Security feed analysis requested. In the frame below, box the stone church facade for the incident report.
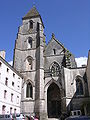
[13,7,90,119]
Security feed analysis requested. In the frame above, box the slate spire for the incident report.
[22,6,40,20]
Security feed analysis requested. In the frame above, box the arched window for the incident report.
[26,82,33,98]
[26,56,33,70]
[28,37,32,48]
[37,22,39,31]
[51,62,60,77]
[30,20,33,29]
[53,49,56,55]
[76,78,83,95]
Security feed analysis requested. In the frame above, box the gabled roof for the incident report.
[22,6,44,27]
[46,33,65,49]
[44,33,73,55]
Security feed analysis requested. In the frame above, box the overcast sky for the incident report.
[0,0,90,62]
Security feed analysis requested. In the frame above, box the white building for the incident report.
[0,51,23,114]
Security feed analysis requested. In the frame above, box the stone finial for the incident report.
[52,33,55,39]
[0,50,6,59]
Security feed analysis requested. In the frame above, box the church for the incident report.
[13,6,90,119]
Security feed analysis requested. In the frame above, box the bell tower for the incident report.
[13,6,46,119]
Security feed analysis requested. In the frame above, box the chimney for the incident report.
[0,50,6,59]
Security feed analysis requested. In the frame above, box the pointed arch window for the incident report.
[51,62,60,77]
[53,49,56,55]
[26,56,33,70]
[76,78,83,95]
[26,82,33,98]
[30,20,33,29]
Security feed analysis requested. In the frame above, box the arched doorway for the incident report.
[47,83,61,118]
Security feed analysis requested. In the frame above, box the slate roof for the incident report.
[23,6,40,20]
[22,6,44,27]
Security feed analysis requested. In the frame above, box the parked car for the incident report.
[65,116,90,120]
[12,113,25,120]
[0,114,12,120]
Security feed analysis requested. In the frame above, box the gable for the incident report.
[44,36,65,56]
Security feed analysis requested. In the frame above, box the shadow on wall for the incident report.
[66,72,90,116]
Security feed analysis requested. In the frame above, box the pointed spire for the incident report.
[22,6,40,20]
[52,33,56,39]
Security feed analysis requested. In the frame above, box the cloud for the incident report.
[75,57,87,67]
[8,61,13,66]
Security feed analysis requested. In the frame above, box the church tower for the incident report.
[13,7,46,119]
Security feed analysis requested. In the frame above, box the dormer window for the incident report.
[30,20,33,29]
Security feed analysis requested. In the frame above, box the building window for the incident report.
[2,105,6,114]
[10,107,12,114]
[26,56,33,70]
[7,68,9,72]
[27,37,32,48]
[14,108,16,114]
[76,78,83,95]
[0,62,2,67]
[13,73,15,78]
[11,93,13,102]
[51,62,60,77]
[4,90,7,99]
[26,82,33,98]
[5,78,8,86]
[53,49,56,55]
[37,22,39,31]
[30,20,33,29]
[17,81,20,90]
[12,82,14,87]
[17,96,19,104]
[17,85,20,90]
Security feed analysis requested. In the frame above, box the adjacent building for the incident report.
[0,51,22,114]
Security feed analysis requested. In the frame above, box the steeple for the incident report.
[22,6,40,20]
[22,6,44,27]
